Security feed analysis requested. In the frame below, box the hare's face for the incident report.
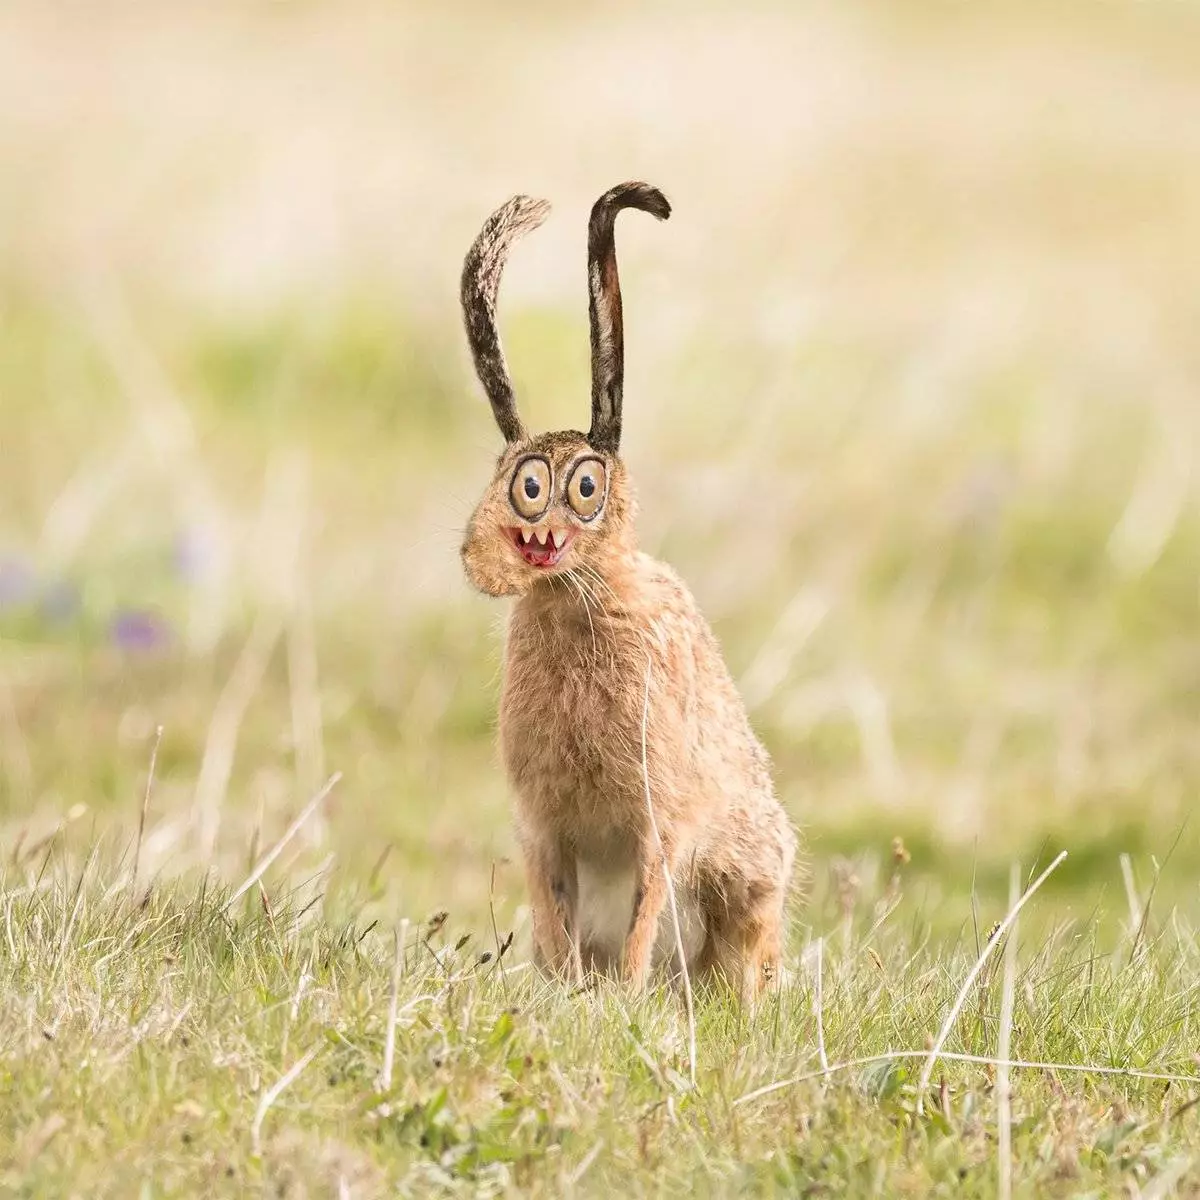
[461,430,634,597]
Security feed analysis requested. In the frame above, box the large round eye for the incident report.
[566,458,607,521]
[509,456,551,521]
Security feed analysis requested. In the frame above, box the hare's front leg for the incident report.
[621,839,677,991]
[520,834,582,982]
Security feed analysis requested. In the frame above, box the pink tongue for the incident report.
[524,540,554,565]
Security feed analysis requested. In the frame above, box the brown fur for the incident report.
[459,185,799,1003]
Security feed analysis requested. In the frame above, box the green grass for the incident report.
[5,851,1200,1196]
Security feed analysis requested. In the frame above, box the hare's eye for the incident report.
[509,457,551,520]
[566,458,607,520]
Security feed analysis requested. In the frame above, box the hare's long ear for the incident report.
[587,182,671,454]
[461,195,551,444]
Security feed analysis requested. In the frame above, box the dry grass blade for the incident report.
[915,850,1067,1115]
[814,936,830,1082]
[378,927,402,1093]
[997,862,1019,1200]
[17,1113,67,1170]
[131,724,163,895]
[565,1138,605,1188]
[1120,852,1141,934]
[223,773,341,911]
[641,660,697,1090]
[735,1050,1200,1108]
[250,1047,321,1156]
[1141,1157,1194,1200]
[194,612,284,857]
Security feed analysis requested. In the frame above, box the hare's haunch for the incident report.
[460,183,799,1002]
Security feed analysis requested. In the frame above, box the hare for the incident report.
[459,183,799,1002]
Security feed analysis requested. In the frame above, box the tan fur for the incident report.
[459,188,800,1004]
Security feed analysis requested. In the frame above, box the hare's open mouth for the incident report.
[508,527,575,569]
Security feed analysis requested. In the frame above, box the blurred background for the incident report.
[1,0,1197,937]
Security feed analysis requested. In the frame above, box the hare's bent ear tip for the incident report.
[516,194,553,221]
[479,194,551,238]
[610,181,672,222]
[639,185,672,222]
[591,181,672,225]
[501,194,552,232]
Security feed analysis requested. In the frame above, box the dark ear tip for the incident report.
[637,185,672,222]
[594,182,672,224]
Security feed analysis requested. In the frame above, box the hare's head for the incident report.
[459,183,670,597]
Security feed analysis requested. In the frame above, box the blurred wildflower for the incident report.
[0,554,36,610]
[173,525,218,584]
[39,580,81,624]
[110,609,174,654]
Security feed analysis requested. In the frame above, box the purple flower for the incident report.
[110,609,173,654]
[0,555,35,610]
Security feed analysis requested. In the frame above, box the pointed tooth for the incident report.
[535,527,548,546]
[551,527,567,550]
[521,529,533,544]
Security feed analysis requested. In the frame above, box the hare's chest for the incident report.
[499,618,641,817]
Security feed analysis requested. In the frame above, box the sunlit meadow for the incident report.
[1,2,1199,1195]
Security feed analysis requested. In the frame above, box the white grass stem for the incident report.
[1119,853,1141,934]
[735,1049,1200,1108]
[641,661,697,1090]
[378,927,402,1092]
[251,1047,321,1156]
[195,612,283,857]
[223,773,341,911]
[398,918,410,981]
[4,892,16,958]
[281,957,312,1061]
[997,862,1019,1200]
[814,937,830,1082]
[565,1138,605,1188]
[1142,1157,1193,1200]
[915,850,1066,1115]
[289,967,311,1023]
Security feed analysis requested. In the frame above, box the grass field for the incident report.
[2,1,1200,1195]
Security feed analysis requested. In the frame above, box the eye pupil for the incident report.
[579,476,595,498]
[523,476,540,500]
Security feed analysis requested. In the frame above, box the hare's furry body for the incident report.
[459,185,799,1001]
[504,543,797,998]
